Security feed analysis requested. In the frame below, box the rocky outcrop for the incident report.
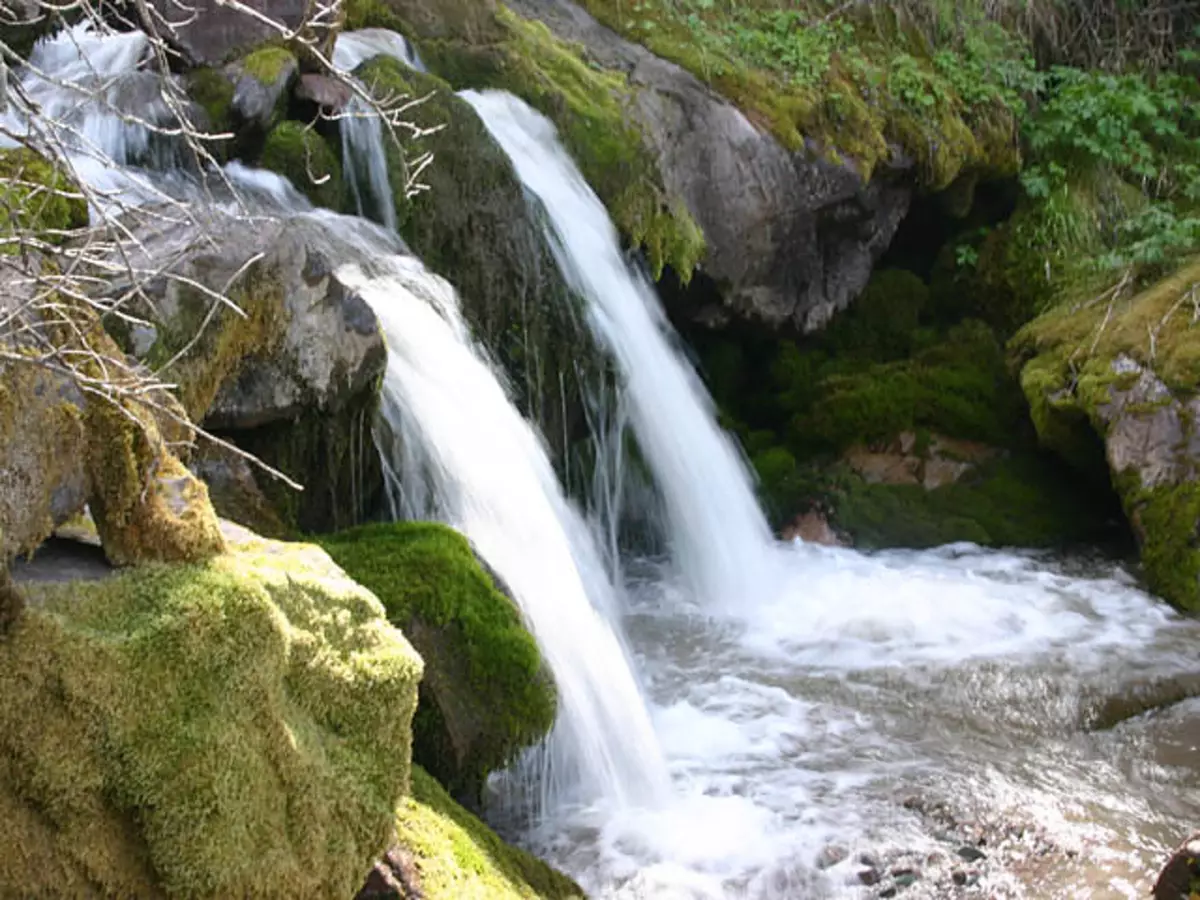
[320,522,557,804]
[1152,832,1200,900]
[106,207,389,531]
[1,523,423,898]
[504,0,913,332]
[1014,261,1200,610]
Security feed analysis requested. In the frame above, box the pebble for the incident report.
[816,845,848,870]
[857,867,882,886]
[956,845,988,862]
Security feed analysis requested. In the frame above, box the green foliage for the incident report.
[259,121,343,209]
[574,0,1032,185]
[397,765,584,899]
[0,537,422,898]
[320,522,555,802]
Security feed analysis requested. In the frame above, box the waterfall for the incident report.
[462,90,777,610]
[332,29,424,231]
[338,250,670,812]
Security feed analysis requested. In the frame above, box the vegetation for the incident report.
[320,522,556,802]
[260,121,344,209]
[396,765,584,899]
[0,535,422,897]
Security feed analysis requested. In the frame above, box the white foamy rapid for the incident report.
[339,254,670,811]
[333,29,424,231]
[462,90,776,610]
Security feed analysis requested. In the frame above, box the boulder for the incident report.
[1014,260,1200,609]
[0,524,423,898]
[504,0,914,332]
[320,522,556,803]
[229,45,299,131]
[1151,832,1200,900]
[150,0,333,66]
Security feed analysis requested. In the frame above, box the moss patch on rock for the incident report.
[0,534,423,898]
[260,120,343,209]
[395,765,583,900]
[0,148,88,245]
[320,522,555,803]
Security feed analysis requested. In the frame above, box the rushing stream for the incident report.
[8,22,1198,900]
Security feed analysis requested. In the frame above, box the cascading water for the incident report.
[339,253,671,812]
[332,29,425,231]
[462,90,777,610]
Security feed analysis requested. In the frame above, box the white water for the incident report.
[340,254,671,811]
[333,29,424,231]
[462,90,777,611]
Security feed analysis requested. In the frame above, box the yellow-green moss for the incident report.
[84,397,226,567]
[396,765,583,900]
[260,121,344,210]
[0,535,423,897]
[569,0,1026,188]
[0,148,88,248]
[241,45,296,85]
[320,522,555,802]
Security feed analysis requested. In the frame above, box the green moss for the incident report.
[241,45,296,85]
[832,452,1122,549]
[409,5,704,279]
[1126,480,1200,612]
[0,535,423,897]
[568,0,1026,188]
[320,522,555,802]
[260,121,343,210]
[823,268,930,361]
[397,765,583,899]
[0,148,88,248]
[186,68,236,155]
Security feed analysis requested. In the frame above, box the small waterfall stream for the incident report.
[7,23,1200,900]
[462,90,778,610]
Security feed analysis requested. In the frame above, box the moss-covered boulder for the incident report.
[320,522,555,803]
[0,529,423,898]
[1013,260,1200,609]
[381,765,583,899]
[260,120,343,209]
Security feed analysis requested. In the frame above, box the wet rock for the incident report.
[356,845,424,899]
[781,509,848,547]
[956,845,987,862]
[151,0,335,66]
[296,73,353,113]
[858,867,882,886]
[951,869,979,886]
[815,844,849,870]
[1151,832,1200,900]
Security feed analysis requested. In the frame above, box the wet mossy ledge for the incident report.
[0,533,423,898]
[320,521,556,804]
[0,147,89,245]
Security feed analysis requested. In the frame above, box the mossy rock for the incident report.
[362,3,703,279]
[355,56,602,459]
[320,522,555,803]
[0,148,88,245]
[260,120,343,209]
[394,764,583,899]
[0,533,423,898]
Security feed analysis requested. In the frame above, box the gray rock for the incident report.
[150,0,332,66]
[229,53,298,129]
[296,73,353,113]
[507,0,913,332]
